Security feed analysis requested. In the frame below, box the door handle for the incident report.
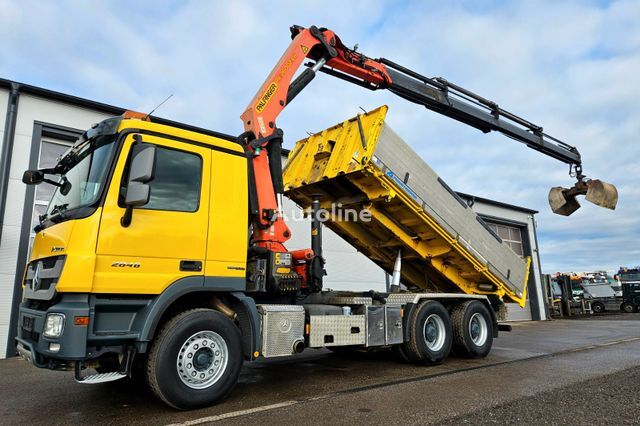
[180,260,202,272]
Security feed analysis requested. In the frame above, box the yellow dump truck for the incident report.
[15,25,617,410]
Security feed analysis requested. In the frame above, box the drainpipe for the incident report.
[0,83,20,246]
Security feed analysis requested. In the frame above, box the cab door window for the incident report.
[141,146,202,212]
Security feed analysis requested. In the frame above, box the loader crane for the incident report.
[241,25,617,250]
[15,24,618,410]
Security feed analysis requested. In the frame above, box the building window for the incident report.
[31,138,73,250]
[487,222,523,256]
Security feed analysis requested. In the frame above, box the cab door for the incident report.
[95,133,210,294]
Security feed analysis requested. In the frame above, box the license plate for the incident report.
[22,316,34,332]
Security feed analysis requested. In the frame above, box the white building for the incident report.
[0,78,544,358]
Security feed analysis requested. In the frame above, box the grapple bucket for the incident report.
[549,187,581,216]
[585,179,618,210]
[549,179,618,216]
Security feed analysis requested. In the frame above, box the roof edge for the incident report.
[0,77,237,142]
[456,191,538,214]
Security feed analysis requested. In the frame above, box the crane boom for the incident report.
[240,25,617,251]
[359,57,582,165]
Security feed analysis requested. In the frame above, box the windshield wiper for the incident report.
[49,203,69,219]
[34,212,48,233]
[33,203,69,233]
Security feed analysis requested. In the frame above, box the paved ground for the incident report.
[2,313,640,425]
[442,365,640,425]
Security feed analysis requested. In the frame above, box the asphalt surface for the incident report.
[1,313,640,425]
[442,365,640,425]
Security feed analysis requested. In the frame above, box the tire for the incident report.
[146,309,243,410]
[621,302,638,314]
[451,300,494,359]
[591,302,605,314]
[400,300,452,365]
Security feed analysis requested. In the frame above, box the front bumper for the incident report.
[16,293,90,368]
[16,292,157,370]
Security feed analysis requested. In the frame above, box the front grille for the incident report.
[23,255,65,301]
[25,295,61,312]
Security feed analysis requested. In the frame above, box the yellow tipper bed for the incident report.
[283,106,530,306]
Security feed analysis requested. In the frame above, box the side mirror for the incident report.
[60,178,72,196]
[23,169,72,195]
[22,170,45,185]
[121,143,156,226]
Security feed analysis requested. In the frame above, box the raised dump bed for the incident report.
[283,106,530,306]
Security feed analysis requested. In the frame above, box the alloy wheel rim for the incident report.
[423,314,446,351]
[176,330,228,389]
[469,312,488,346]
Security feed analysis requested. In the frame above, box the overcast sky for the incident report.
[1,0,638,274]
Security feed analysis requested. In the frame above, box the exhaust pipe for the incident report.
[549,178,618,216]
[292,339,305,354]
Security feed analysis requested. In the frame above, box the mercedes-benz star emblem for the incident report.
[32,264,41,291]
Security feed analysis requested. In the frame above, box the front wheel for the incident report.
[146,309,243,409]
[591,302,605,314]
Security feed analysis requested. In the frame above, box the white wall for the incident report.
[283,197,387,292]
[0,94,113,357]
[0,87,10,356]
[467,200,544,321]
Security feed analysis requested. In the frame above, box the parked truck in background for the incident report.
[581,276,619,314]
[617,267,640,313]
[14,25,618,409]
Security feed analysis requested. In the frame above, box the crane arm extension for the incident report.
[311,42,582,168]
[374,58,582,166]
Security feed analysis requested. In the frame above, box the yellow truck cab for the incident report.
[17,114,258,407]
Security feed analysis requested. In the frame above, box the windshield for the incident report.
[620,273,640,281]
[45,135,117,217]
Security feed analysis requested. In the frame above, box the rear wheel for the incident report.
[451,300,493,358]
[146,309,243,409]
[400,301,452,365]
[621,302,638,313]
[591,302,605,314]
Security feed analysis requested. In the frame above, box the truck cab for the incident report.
[618,268,640,313]
[17,114,249,372]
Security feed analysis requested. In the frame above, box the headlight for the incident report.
[43,313,65,338]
